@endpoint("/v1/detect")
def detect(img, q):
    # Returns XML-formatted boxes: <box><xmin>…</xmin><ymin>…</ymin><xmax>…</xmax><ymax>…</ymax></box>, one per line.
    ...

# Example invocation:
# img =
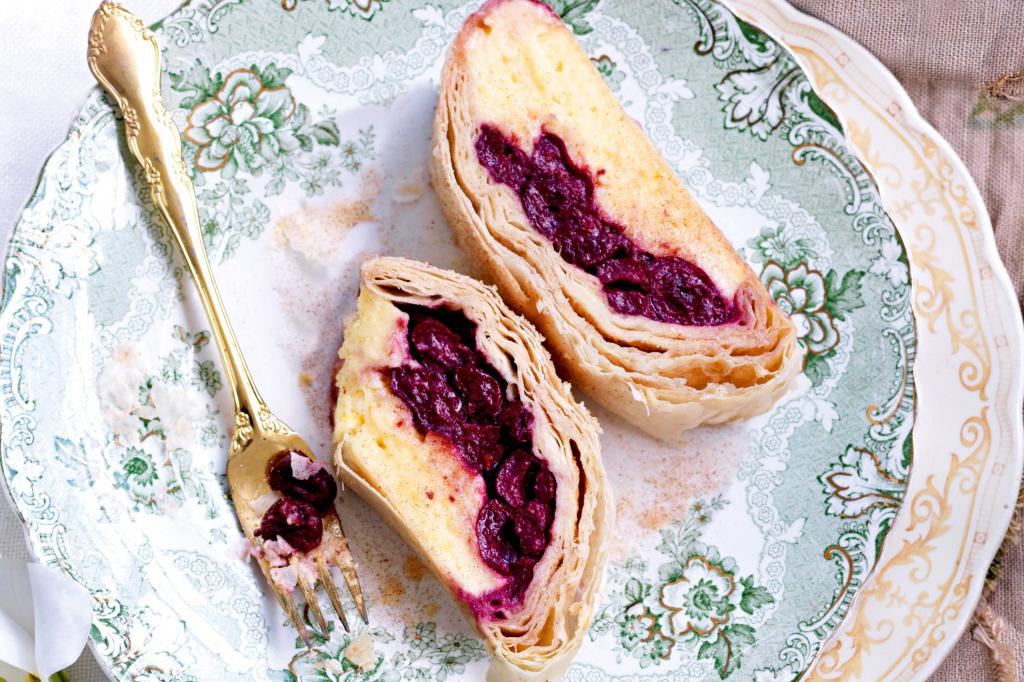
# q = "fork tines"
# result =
<box><xmin>267</xmin><ymin>511</ymin><xmax>367</xmax><ymax>644</ymax></box>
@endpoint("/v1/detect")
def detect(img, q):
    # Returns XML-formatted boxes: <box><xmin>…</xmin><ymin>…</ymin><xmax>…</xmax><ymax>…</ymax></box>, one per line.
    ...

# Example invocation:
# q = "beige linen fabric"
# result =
<box><xmin>791</xmin><ymin>2</ymin><xmax>1024</xmax><ymax>680</ymax></box>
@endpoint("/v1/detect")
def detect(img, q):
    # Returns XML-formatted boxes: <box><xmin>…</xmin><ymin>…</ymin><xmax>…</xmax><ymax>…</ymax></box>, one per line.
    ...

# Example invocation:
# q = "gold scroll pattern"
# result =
<box><xmin>789</xmin><ymin>48</ymin><xmax>993</xmax><ymax>681</ymax></box>
<box><xmin>720</xmin><ymin>23</ymin><xmax>995</xmax><ymax>681</ymax></box>
<box><xmin>727</xmin><ymin>1</ymin><xmax>1003</xmax><ymax>678</ymax></box>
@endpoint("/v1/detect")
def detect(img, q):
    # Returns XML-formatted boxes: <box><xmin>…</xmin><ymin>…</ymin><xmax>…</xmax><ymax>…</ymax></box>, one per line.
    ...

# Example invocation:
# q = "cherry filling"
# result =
<box><xmin>267</xmin><ymin>450</ymin><xmax>338</xmax><ymax>514</ymax></box>
<box><xmin>387</xmin><ymin>306</ymin><xmax>556</xmax><ymax>611</ymax></box>
<box><xmin>475</xmin><ymin>125</ymin><xmax>738</xmax><ymax>326</ymax></box>
<box><xmin>255</xmin><ymin>450</ymin><xmax>338</xmax><ymax>552</ymax></box>
<box><xmin>256</xmin><ymin>497</ymin><xmax>323</xmax><ymax>553</ymax></box>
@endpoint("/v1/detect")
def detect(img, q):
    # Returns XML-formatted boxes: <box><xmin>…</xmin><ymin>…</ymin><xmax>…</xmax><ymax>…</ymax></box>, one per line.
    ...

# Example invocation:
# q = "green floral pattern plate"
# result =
<box><xmin>1</xmin><ymin>0</ymin><xmax>923</xmax><ymax>679</ymax></box>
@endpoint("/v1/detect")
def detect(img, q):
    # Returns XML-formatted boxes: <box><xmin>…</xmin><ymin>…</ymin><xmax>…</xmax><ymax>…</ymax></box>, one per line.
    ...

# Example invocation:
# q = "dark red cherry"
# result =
<box><xmin>256</xmin><ymin>498</ymin><xmax>322</xmax><ymax>553</ymax></box>
<box><xmin>390</xmin><ymin>365</ymin><xmax>464</xmax><ymax>432</ymax></box>
<box><xmin>411</xmin><ymin>318</ymin><xmax>472</xmax><ymax>369</ymax></box>
<box><xmin>454</xmin><ymin>365</ymin><xmax>503</xmax><ymax>419</ymax></box>
<box><xmin>512</xmin><ymin>508</ymin><xmax>547</xmax><ymax>557</ymax></box>
<box><xmin>477</xmin><ymin>500</ymin><xmax>518</xmax><ymax>575</ymax></box>
<box><xmin>266</xmin><ymin>450</ymin><xmax>338</xmax><ymax>514</ymax></box>
<box><xmin>498</xmin><ymin>401</ymin><xmax>533</xmax><ymax>444</ymax></box>
<box><xmin>525</xmin><ymin>500</ymin><xmax>553</xmax><ymax>529</ymax></box>
<box><xmin>496</xmin><ymin>450</ymin><xmax>534</xmax><ymax>508</ymax></box>
<box><xmin>533</xmin><ymin>467</ymin><xmax>556</xmax><ymax>503</ymax></box>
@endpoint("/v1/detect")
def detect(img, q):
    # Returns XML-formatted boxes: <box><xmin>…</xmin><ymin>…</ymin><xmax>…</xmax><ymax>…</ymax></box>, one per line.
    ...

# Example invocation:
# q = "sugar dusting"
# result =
<box><xmin>274</xmin><ymin>171</ymin><xmax>380</xmax><ymax>263</ymax></box>
<box><xmin>327</xmin><ymin>497</ymin><xmax>461</xmax><ymax>629</ymax></box>
<box><xmin>592</xmin><ymin>404</ymin><xmax>748</xmax><ymax>561</ymax></box>
<box><xmin>380</xmin><ymin>575</ymin><xmax>407</xmax><ymax>606</ymax></box>
<box><xmin>273</xmin><ymin>236</ymin><xmax>376</xmax><ymax>451</ymax></box>
<box><xmin>404</xmin><ymin>554</ymin><xmax>427</xmax><ymax>582</ymax></box>
<box><xmin>271</xmin><ymin>171</ymin><xmax>386</xmax><ymax>454</ymax></box>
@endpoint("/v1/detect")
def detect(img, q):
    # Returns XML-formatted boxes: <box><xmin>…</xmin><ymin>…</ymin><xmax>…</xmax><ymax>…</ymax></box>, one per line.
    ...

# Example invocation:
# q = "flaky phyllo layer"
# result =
<box><xmin>431</xmin><ymin>0</ymin><xmax>802</xmax><ymax>441</ymax></box>
<box><xmin>332</xmin><ymin>258</ymin><xmax>611</xmax><ymax>681</ymax></box>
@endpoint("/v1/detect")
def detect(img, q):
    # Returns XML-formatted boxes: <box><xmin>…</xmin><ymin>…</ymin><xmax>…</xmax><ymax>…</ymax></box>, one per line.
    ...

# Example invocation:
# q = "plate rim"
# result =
<box><xmin>0</xmin><ymin>0</ymin><xmax>1018</xmax><ymax>680</ymax></box>
<box><xmin>726</xmin><ymin>0</ymin><xmax>1024</xmax><ymax>679</ymax></box>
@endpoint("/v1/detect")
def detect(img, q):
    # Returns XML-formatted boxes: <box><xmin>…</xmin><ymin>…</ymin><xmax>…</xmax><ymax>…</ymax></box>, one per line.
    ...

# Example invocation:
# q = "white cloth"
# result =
<box><xmin>0</xmin><ymin>560</ymin><xmax>93</xmax><ymax>680</ymax></box>
<box><xmin>0</xmin><ymin>0</ymin><xmax>177</xmax><ymax>245</ymax></box>
<box><xmin>0</xmin><ymin>5</ymin><xmax>180</xmax><ymax>681</ymax></box>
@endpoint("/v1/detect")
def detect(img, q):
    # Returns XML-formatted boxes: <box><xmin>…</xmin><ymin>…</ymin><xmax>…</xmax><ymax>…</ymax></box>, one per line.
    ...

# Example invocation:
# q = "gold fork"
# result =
<box><xmin>86</xmin><ymin>1</ymin><xmax>367</xmax><ymax>641</ymax></box>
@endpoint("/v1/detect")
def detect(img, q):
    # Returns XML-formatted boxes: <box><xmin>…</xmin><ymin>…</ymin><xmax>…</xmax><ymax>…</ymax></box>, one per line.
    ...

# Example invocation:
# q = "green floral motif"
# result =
<box><xmin>6</xmin><ymin>221</ymin><xmax>98</xmax><ymax>299</ymax></box>
<box><xmin>746</xmin><ymin>225</ymin><xmax>816</xmax><ymax>268</ymax></box>
<box><xmin>591</xmin><ymin>55</ymin><xmax>625</xmax><ymax>91</ymax></box>
<box><xmin>52</xmin><ymin>437</ymin><xmax>97</xmax><ymax>488</ymax></box>
<box><xmin>662</xmin><ymin>557</ymin><xmax>735</xmax><ymax>636</ymax></box>
<box><xmin>821</xmin><ymin>446</ymin><xmax>905</xmax><ymax>519</ymax></box>
<box><xmin>868</xmin><ymin>236</ymin><xmax>910</xmax><ymax>288</ymax></box>
<box><xmin>324</xmin><ymin>0</ymin><xmax>389</xmax><ymax>20</ymax></box>
<box><xmin>762</xmin><ymin>262</ymin><xmax>839</xmax><ymax>355</ymax></box>
<box><xmin>677</xmin><ymin>3</ymin><xmax>840</xmax><ymax>143</ymax></box>
<box><xmin>760</xmin><ymin>262</ymin><xmax>866</xmax><ymax>386</ymax></box>
<box><xmin>590</xmin><ymin>498</ymin><xmax>775</xmax><ymax>678</ymax></box>
<box><xmin>619</xmin><ymin>602</ymin><xmax>665</xmax><ymax>656</ymax></box>
<box><xmin>121</xmin><ymin>447</ymin><xmax>159</xmax><ymax>487</ymax></box>
<box><xmin>104</xmin><ymin>326</ymin><xmax>224</xmax><ymax>516</ymax></box>
<box><xmin>193</xmin><ymin>177</ymin><xmax>270</xmax><ymax>261</ymax></box>
<box><xmin>112</xmin><ymin>437</ymin><xmax>213</xmax><ymax>513</ymax></box>
<box><xmin>544</xmin><ymin>0</ymin><xmax>601</xmax><ymax>35</ymax></box>
<box><xmin>182</xmin><ymin>67</ymin><xmax>311</xmax><ymax>177</ymax></box>
<box><xmin>169</xmin><ymin>62</ymin><xmax>376</xmax><ymax>261</ymax></box>
<box><xmin>162</xmin><ymin>326</ymin><xmax>222</xmax><ymax>397</ymax></box>
<box><xmin>716</xmin><ymin>56</ymin><xmax>798</xmax><ymax>141</ymax></box>
<box><xmin>595</xmin><ymin>576</ymin><xmax>675</xmax><ymax>668</ymax></box>
<box><xmin>88</xmin><ymin>592</ymin><xmax>134</xmax><ymax>668</ymax></box>
<box><xmin>287</xmin><ymin>621</ymin><xmax>487</xmax><ymax>681</ymax></box>
<box><xmin>660</xmin><ymin>545</ymin><xmax>769</xmax><ymax>679</ymax></box>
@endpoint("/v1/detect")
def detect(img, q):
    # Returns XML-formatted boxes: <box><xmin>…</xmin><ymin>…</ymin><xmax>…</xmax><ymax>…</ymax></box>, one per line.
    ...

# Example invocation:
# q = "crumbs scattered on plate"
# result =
<box><xmin>343</xmin><ymin>632</ymin><xmax>375</xmax><ymax>671</ymax></box>
<box><xmin>274</xmin><ymin>171</ymin><xmax>380</xmax><ymax>263</ymax></box>
<box><xmin>391</xmin><ymin>167</ymin><xmax>425</xmax><ymax>204</ymax></box>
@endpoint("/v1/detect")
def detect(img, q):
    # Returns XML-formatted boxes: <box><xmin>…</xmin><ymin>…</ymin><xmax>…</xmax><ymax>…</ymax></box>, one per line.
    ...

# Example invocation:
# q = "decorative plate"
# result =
<box><xmin>1</xmin><ymin>1</ymin><xmax>1020</xmax><ymax>682</ymax></box>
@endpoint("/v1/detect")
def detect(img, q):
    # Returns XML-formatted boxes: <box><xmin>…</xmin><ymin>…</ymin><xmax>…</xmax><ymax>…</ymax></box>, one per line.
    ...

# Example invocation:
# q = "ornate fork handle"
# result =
<box><xmin>87</xmin><ymin>4</ymin><xmax>369</xmax><ymax>639</ymax></box>
<box><xmin>87</xmin><ymin>2</ymin><xmax>267</xmax><ymax>449</ymax></box>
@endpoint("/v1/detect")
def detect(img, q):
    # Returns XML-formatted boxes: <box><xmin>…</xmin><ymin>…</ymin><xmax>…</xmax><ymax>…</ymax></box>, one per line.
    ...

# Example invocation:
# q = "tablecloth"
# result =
<box><xmin>0</xmin><ymin>1</ymin><xmax>1020</xmax><ymax>680</ymax></box>
<box><xmin>0</xmin><ymin>2</ymin><xmax>176</xmax><ymax>681</ymax></box>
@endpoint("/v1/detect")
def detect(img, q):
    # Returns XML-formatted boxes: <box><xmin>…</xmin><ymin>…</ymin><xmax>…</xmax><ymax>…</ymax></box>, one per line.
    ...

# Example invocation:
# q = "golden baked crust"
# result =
<box><xmin>431</xmin><ymin>0</ymin><xmax>802</xmax><ymax>441</ymax></box>
<box><xmin>332</xmin><ymin>257</ymin><xmax>611</xmax><ymax>681</ymax></box>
